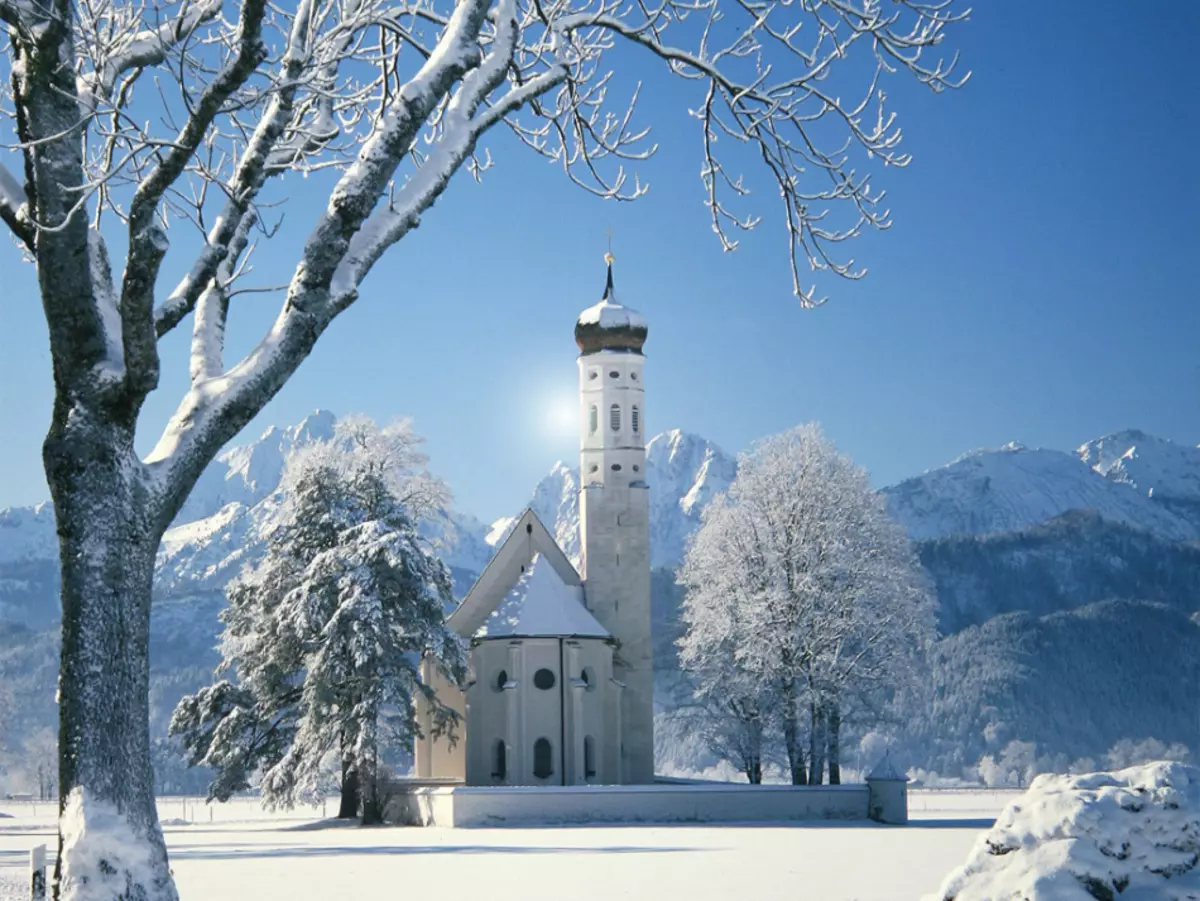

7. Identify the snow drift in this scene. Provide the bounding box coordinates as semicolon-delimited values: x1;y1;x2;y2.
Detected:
930;762;1200;901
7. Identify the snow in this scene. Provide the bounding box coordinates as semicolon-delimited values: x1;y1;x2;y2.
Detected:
884;442;1200;542
1079;429;1200;505
929;762;1200;901
477;553;609;638
0;790;1011;901
56;788;157;901
576;297;648;331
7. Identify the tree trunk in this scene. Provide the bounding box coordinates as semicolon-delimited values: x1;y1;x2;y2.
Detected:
807;700;826;786
743;756;763;785
47;422;176;901
826;702;842;785
338;764;359;819
360;787;383;826
781;709;807;786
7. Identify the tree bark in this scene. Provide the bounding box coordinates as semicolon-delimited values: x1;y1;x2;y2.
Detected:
807;700;826;786
47;420;176;901
826;702;842;785
743;756;763;785
781;708;807;786
338;764;359;820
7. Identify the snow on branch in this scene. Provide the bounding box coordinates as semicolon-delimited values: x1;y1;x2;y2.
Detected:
4;0;967;522
76;0;225;107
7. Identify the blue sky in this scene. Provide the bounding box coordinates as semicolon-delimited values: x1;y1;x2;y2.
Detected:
1;1;1198;523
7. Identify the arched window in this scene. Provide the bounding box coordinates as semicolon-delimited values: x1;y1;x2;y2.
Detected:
631;405;640;434
588;404;598;434
584;736;597;779
610;404;620;432
533;738;554;779
492;740;507;781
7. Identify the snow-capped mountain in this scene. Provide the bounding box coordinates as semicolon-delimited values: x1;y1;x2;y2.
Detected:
488;429;737;571
175;410;338;524
1078;429;1200;506
883;437;1200;543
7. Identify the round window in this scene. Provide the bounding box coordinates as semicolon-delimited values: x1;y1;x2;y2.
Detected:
533;668;556;691
581;667;597;692
609;370;620;379
495;670;508;692
611;464;622;472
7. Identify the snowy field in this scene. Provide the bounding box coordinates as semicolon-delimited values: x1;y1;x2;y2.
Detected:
0;790;1014;901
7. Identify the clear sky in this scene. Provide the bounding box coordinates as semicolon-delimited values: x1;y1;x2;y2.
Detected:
1;1;1197;524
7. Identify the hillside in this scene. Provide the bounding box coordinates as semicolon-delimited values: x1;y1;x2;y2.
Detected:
918;509;1200;633
914;600;1200;775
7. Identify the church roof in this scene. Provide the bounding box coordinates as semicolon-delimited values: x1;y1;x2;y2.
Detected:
476;553;610;640
575;259;648;355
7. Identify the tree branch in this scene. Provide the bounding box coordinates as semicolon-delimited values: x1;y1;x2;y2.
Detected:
0;160;34;250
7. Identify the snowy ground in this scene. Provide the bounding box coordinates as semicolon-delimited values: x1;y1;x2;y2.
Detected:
0;790;1014;901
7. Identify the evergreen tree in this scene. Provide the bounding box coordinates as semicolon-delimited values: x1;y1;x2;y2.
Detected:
171;417;465;823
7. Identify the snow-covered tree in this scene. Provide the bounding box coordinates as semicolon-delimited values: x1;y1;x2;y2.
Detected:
170;417;464;824
678;424;935;785
0;0;967;892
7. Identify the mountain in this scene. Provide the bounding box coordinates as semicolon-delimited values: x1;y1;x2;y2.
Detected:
884;437;1200;543
917;509;1200;633
913;600;1200;776
3;415;1199;789
490;429;737;571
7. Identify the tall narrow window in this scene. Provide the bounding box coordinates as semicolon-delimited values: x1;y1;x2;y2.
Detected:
492;740;507;781
533;738;554;779
610;404;620;432
584;736;597;779
631;405;640;435
588;404;598;435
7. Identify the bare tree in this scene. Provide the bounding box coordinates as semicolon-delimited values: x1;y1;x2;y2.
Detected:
1;0;966;896
679;425;936;784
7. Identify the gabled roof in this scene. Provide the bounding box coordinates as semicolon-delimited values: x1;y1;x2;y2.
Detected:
447;508;597;639
476;553;608;639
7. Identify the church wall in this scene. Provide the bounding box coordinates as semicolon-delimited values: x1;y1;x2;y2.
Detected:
466;636;619;786
415;655;466;781
561;638;616;785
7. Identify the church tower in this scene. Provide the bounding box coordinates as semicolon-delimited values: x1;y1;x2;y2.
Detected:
575;255;654;784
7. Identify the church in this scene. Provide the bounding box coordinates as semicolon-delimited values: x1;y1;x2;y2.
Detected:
415;254;655;787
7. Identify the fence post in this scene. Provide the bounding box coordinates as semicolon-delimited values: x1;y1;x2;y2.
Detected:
30;844;46;900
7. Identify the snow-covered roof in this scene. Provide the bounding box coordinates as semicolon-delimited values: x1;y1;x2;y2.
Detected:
576;298;647;332
476;553;609;639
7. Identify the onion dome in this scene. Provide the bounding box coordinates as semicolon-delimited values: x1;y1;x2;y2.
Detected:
575;255;648;355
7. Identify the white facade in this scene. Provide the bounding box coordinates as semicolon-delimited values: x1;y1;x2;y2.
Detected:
575;264;655;785
415;259;654;786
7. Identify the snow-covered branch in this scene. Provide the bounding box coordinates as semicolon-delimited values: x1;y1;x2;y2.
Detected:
77;0;225;106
